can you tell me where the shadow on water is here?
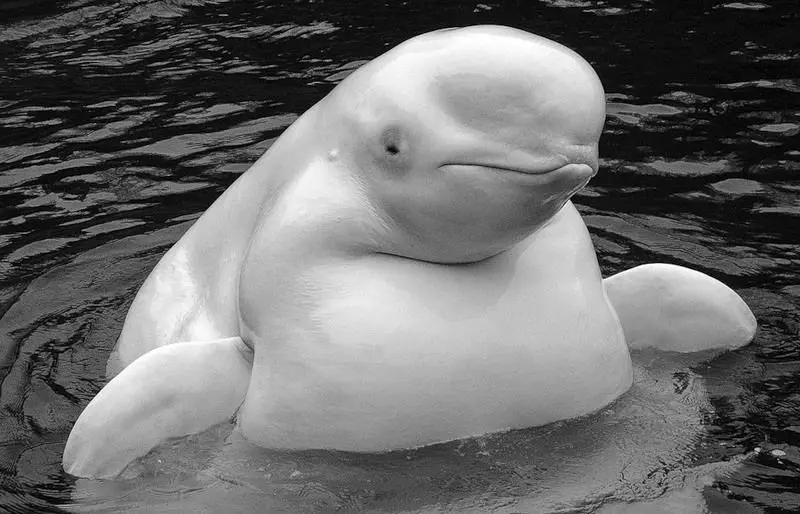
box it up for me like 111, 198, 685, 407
0, 0, 798, 512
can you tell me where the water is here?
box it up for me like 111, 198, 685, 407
0, 0, 798, 512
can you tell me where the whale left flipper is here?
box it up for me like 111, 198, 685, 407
63, 337, 252, 479
604, 263, 757, 353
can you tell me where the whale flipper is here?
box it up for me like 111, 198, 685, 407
63, 337, 252, 478
604, 263, 757, 353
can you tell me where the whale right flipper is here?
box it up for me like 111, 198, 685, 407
63, 336, 252, 479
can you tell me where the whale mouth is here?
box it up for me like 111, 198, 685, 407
438, 144, 599, 179
447, 164, 553, 175
439, 162, 596, 181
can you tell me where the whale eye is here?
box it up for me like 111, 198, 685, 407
373, 125, 412, 174
380, 126, 405, 158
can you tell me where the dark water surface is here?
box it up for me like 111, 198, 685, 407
1, 0, 798, 512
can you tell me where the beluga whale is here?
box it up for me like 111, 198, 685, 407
62, 25, 757, 479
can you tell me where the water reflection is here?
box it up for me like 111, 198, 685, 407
1, 0, 798, 512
